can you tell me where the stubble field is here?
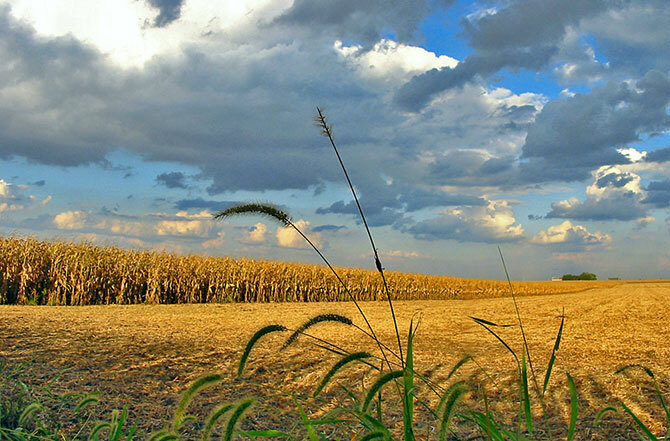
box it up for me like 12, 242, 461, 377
1, 281, 669, 440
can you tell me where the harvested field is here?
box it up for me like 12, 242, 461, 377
1, 281, 669, 440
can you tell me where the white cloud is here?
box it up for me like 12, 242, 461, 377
276, 219, 320, 248
335, 39, 458, 84
5, 0, 293, 68
617, 147, 647, 163
53, 210, 87, 230
381, 250, 422, 259
155, 219, 211, 237
244, 222, 268, 242
532, 220, 611, 247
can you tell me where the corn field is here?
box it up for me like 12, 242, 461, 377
0, 236, 621, 305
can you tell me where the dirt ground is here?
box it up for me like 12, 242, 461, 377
1, 281, 669, 440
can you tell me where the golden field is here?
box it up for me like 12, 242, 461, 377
0, 236, 624, 305
1, 281, 669, 440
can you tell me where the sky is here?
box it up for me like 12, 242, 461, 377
0, 0, 669, 280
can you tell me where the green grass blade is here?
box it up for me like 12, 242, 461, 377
201, 403, 234, 441
224, 398, 255, 441
593, 406, 617, 426
403, 320, 415, 441
282, 314, 353, 350
173, 373, 224, 431
470, 317, 514, 328
293, 396, 321, 441
361, 371, 404, 413
522, 350, 533, 435
238, 325, 287, 377
621, 403, 659, 441
470, 317, 520, 366
543, 310, 564, 395
314, 352, 373, 397
566, 373, 578, 441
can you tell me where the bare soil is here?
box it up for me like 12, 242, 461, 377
1, 281, 669, 440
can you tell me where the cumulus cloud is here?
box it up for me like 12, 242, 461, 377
155, 219, 211, 237
532, 220, 611, 251
335, 39, 457, 85
53, 210, 87, 230
276, 219, 321, 248
546, 166, 649, 221
244, 222, 268, 243
407, 200, 525, 243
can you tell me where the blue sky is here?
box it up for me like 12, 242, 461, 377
1, 0, 669, 280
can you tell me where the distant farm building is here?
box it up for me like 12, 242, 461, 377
551, 277, 563, 281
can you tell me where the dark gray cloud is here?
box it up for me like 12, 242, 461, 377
395, 45, 557, 111
156, 171, 187, 189
394, 0, 613, 110
646, 147, 670, 163
272, 0, 453, 46
580, 0, 670, 76
317, 173, 486, 228
643, 180, 670, 208
520, 71, 670, 182
312, 224, 346, 233
428, 150, 519, 187
0, 8, 118, 165
31, 180, 45, 187
145, 0, 184, 27
546, 194, 647, 221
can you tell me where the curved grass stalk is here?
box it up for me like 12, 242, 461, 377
172, 373, 224, 431
238, 325, 287, 377
224, 398, 255, 441
313, 352, 374, 397
282, 314, 353, 350
201, 403, 234, 441
214, 203, 399, 378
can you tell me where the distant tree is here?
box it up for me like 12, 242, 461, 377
562, 272, 597, 280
